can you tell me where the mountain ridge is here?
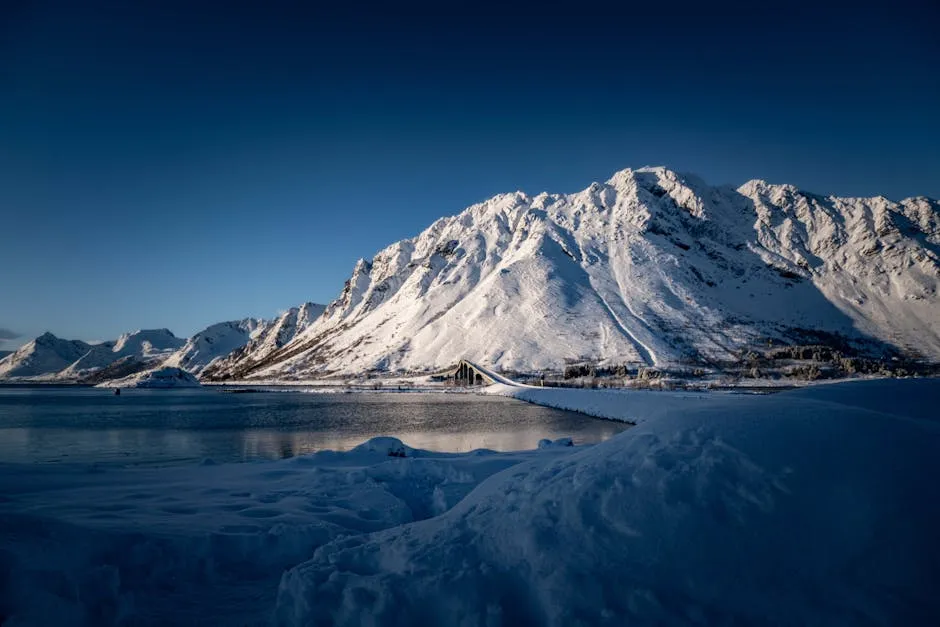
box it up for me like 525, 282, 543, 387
200, 303, 326, 380
4, 167, 938, 383
0, 311, 325, 383
203, 166, 939, 380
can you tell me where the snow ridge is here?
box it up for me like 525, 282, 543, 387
57, 329, 186, 380
162, 318, 265, 376
200, 303, 326, 379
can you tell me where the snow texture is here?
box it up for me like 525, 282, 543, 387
0, 330, 186, 382
276, 379, 940, 626
94, 366, 201, 388
200, 303, 326, 380
0, 435, 569, 626
1, 379, 938, 626
58, 329, 185, 380
0, 309, 326, 384
161, 318, 266, 376
210, 167, 940, 380
0, 332, 94, 379
487, 382, 744, 424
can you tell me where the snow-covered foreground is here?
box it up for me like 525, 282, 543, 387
486, 382, 750, 424
2, 379, 939, 626
0, 438, 566, 626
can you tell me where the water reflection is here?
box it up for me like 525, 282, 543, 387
0, 388, 629, 466
237, 424, 627, 460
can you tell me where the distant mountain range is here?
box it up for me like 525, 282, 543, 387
0, 329, 181, 382
0, 304, 325, 383
2, 167, 938, 383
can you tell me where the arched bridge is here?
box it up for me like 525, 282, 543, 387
440, 360, 518, 386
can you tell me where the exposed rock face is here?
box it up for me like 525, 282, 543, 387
161, 319, 266, 376
200, 303, 326, 380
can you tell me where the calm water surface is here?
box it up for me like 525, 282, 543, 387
0, 386, 628, 465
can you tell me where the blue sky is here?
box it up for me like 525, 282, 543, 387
2, 0, 938, 349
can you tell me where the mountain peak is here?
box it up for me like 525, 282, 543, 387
0, 332, 92, 379
215, 168, 940, 378
7, 168, 940, 384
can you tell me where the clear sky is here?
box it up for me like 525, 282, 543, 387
2, 0, 938, 350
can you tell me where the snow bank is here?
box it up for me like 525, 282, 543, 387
94, 366, 201, 388
487, 381, 748, 424
0, 438, 571, 626
276, 379, 940, 626
2, 379, 938, 625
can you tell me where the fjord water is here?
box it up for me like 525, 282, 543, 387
0, 386, 627, 465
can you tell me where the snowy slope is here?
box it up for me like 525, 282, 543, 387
2, 379, 936, 625
200, 302, 325, 379
0, 311, 321, 384
276, 379, 940, 626
95, 365, 201, 388
0, 333, 93, 379
55, 328, 185, 381
161, 318, 265, 376
212, 167, 939, 380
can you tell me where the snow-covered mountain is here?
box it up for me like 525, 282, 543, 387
0, 333, 94, 379
201, 303, 325, 380
161, 318, 265, 376
95, 366, 201, 389
0, 312, 324, 384
56, 329, 185, 381
4, 167, 937, 384
203, 167, 939, 380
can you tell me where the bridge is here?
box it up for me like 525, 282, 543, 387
440, 359, 519, 386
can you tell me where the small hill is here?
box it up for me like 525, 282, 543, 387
95, 366, 201, 389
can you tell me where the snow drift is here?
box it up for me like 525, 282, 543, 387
276, 379, 940, 626
0, 379, 938, 625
